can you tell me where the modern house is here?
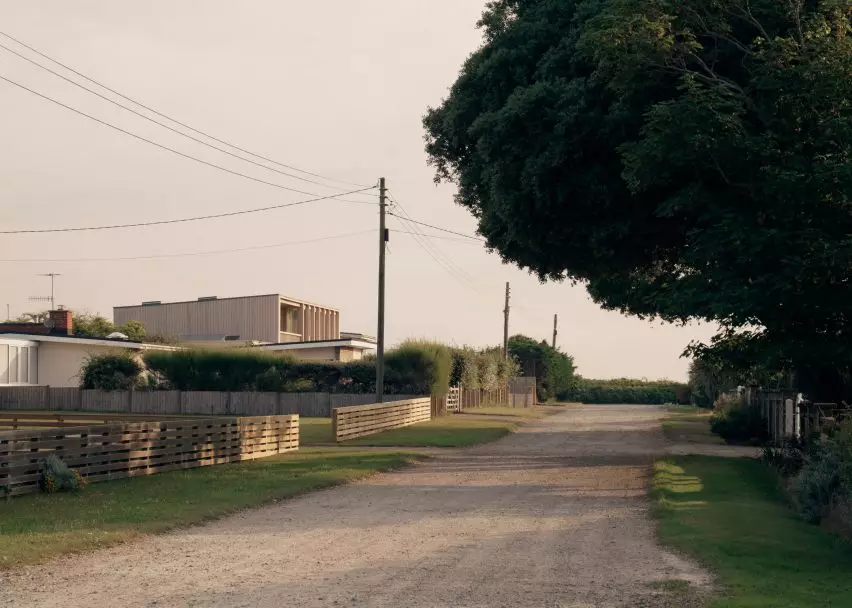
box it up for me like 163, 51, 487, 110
0, 310, 176, 387
114, 294, 376, 362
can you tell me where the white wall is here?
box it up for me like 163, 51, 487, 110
37, 342, 129, 387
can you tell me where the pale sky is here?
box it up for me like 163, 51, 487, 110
0, 0, 715, 381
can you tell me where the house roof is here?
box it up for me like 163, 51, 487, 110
114, 293, 339, 312
257, 338, 377, 351
0, 333, 177, 351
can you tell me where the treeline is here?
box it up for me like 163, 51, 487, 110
81, 340, 516, 395
560, 378, 690, 405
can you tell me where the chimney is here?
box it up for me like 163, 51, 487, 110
49, 308, 73, 336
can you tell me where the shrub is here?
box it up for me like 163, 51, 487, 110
384, 340, 453, 396
560, 378, 688, 404
80, 352, 143, 390
792, 443, 844, 524
41, 454, 85, 493
709, 396, 768, 445
509, 335, 576, 401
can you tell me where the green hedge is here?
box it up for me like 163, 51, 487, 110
82, 341, 454, 396
560, 378, 690, 404
508, 335, 576, 401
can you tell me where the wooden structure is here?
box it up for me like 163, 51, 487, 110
0, 415, 299, 498
333, 398, 431, 442
0, 411, 189, 430
0, 386, 421, 419
446, 387, 461, 413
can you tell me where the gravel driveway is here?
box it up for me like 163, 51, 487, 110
0, 405, 708, 608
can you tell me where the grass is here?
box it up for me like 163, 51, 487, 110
662, 407, 723, 445
653, 456, 852, 607
0, 448, 420, 569
299, 408, 548, 448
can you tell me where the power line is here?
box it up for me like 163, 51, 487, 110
0, 72, 378, 202
0, 186, 376, 234
394, 229, 481, 244
390, 199, 477, 285
0, 230, 374, 262
0, 30, 370, 190
386, 211, 485, 241
0, 41, 374, 195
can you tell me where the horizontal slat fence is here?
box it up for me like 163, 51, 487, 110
0, 415, 299, 497
0, 387, 422, 418
0, 411, 190, 430
333, 398, 431, 442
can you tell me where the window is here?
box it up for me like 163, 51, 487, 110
8, 346, 18, 383
0, 345, 7, 384
280, 305, 301, 334
28, 346, 38, 384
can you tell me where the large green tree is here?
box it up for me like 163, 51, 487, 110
425, 0, 852, 399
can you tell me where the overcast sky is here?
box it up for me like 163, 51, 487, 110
0, 0, 715, 380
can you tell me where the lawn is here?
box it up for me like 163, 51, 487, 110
662, 407, 723, 445
653, 456, 852, 607
299, 408, 549, 448
0, 448, 420, 569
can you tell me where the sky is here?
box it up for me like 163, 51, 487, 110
0, 0, 716, 381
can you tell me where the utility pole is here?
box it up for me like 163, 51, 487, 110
376, 177, 387, 403
503, 282, 511, 358
552, 314, 558, 349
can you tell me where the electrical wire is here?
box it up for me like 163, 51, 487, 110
0, 73, 378, 202
0, 187, 376, 234
389, 194, 479, 285
0, 41, 375, 195
0, 30, 370, 190
0, 230, 375, 262
393, 229, 481, 244
386, 211, 485, 241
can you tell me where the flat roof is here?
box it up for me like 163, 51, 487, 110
258, 338, 377, 351
0, 333, 178, 351
114, 293, 338, 312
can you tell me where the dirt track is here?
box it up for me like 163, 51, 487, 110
0, 405, 708, 607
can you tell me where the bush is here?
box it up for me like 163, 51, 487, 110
41, 454, 85, 493
80, 352, 143, 390
384, 340, 453, 396
709, 396, 768, 444
509, 335, 576, 401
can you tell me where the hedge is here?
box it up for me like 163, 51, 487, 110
560, 379, 690, 404
82, 341, 457, 396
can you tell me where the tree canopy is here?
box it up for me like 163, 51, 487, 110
508, 334, 576, 400
425, 0, 852, 398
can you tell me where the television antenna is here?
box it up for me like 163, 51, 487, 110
29, 273, 61, 310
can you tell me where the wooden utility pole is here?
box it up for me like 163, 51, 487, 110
376, 177, 387, 403
503, 282, 511, 358
552, 314, 558, 349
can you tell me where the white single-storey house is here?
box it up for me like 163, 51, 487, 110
0, 309, 176, 388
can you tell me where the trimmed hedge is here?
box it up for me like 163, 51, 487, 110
560, 378, 690, 404
83, 341, 455, 396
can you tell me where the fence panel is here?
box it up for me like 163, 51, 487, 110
81, 390, 131, 413
131, 391, 181, 415
333, 398, 431, 442
230, 392, 278, 416
0, 415, 299, 498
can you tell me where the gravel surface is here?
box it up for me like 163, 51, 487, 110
0, 405, 710, 608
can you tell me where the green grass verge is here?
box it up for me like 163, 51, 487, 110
300, 408, 549, 448
0, 448, 420, 570
345, 415, 518, 447
653, 456, 852, 607
662, 409, 723, 445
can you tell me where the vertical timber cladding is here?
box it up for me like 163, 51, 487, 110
332, 398, 432, 442
0, 415, 299, 498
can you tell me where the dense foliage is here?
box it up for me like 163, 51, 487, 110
709, 394, 769, 444
688, 357, 739, 408
450, 347, 518, 391
83, 342, 461, 396
80, 352, 144, 391
561, 377, 688, 404
508, 335, 575, 401
424, 0, 852, 401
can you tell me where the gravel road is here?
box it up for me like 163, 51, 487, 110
0, 405, 709, 608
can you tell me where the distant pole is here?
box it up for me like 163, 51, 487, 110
552, 314, 558, 349
503, 282, 511, 358
377, 177, 387, 403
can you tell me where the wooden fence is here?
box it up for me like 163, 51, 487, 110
0, 411, 191, 430
332, 398, 432, 442
0, 415, 299, 498
0, 387, 421, 418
